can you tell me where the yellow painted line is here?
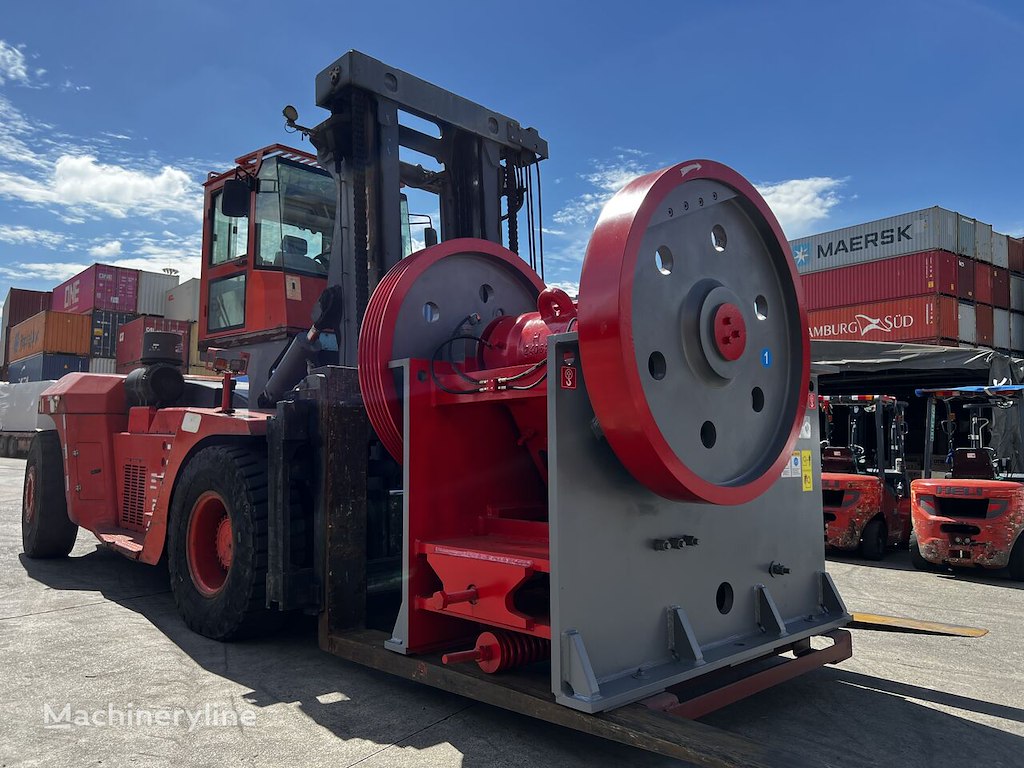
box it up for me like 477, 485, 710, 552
849, 612, 988, 637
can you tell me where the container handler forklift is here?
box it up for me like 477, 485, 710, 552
911, 386, 1024, 578
819, 395, 911, 560
21, 50, 881, 763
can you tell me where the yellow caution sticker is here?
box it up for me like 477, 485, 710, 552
801, 450, 813, 491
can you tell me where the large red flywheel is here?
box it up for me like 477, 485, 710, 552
577, 160, 810, 505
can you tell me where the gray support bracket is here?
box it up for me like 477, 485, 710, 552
561, 630, 601, 700
754, 585, 788, 638
818, 570, 849, 617
667, 606, 705, 665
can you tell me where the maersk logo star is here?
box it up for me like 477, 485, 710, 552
792, 243, 810, 265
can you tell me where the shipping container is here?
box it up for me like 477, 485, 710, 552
993, 233, 1009, 269
1012, 312, 1024, 352
958, 302, 976, 344
1009, 237, 1024, 274
974, 221, 993, 263
958, 216, 976, 259
8, 311, 92, 362
137, 271, 181, 315
88, 357, 118, 374
974, 261, 993, 305
115, 316, 190, 367
7, 353, 89, 382
89, 310, 137, 358
956, 257, 975, 300
790, 207, 959, 274
994, 308, 1011, 350
807, 296, 962, 343
993, 267, 1010, 309
164, 278, 201, 323
976, 304, 994, 347
52, 264, 139, 314
0, 288, 52, 368
798, 250, 960, 310
1012, 275, 1024, 312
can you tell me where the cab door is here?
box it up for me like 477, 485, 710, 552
201, 187, 251, 343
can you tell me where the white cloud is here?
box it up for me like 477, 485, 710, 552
59, 79, 90, 93
0, 225, 65, 249
0, 154, 201, 219
0, 262, 85, 282
553, 151, 654, 227
547, 280, 579, 298
755, 177, 845, 238
89, 239, 122, 258
0, 41, 29, 85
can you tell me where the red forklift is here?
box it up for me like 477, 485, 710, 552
819, 395, 912, 560
911, 386, 1024, 579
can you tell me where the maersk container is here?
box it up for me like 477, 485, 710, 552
1012, 312, 1024, 351
88, 357, 117, 374
994, 308, 1011, 350
958, 302, 977, 344
137, 271, 181, 316
958, 217, 976, 259
974, 261, 993, 305
1, 288, 52, 368
52, 264, 139, 314
8, 353, 89, 383
789, 207, 959, 274
806, 295, 959, 343
976, 304, 994, 346
164, 278, 201, 323
8, 311, 92, 362
89, 310, 137, 358
974, 221, 993, 264
1012, 275, 1024, 312
798, 250, 960, 310
992, 232, 1009, 269
993, 267, 1010, 309
1009, 237, 1024, 274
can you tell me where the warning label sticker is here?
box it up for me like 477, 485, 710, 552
560, 365, 577, 390
781, 451, 801, 478
799, 413, 812, 440
801, 450, 813, 491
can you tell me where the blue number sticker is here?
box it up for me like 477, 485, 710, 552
761, 348, 772, 368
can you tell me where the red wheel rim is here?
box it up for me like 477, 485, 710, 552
186, 491, 232, 597
577, 160, 810, 505
358, 238, 546, 462
23, 465, 37, 525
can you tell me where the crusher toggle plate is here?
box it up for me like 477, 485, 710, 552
358, 159, 850, 714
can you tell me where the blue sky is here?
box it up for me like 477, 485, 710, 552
1, 0, 1022, 297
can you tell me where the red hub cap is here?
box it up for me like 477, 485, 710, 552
23, 466, 37, 525
712, 303, 746, 361
187, 492, 232, 597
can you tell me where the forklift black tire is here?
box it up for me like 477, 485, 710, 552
859, 519, 886, 561
168, 444, 278, 640
909, 532, 941, 572
1009, 536, 1024, 581
22, 431, 78, 558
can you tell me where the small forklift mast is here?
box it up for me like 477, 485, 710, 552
820, 395, 908, 483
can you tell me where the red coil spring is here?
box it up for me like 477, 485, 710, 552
442, 630, 550, 674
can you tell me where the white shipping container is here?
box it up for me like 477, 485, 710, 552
1012, 312, 1024, 352
957, 217, 976, 259
1011, 275, 1024, 312
88, 357, 117, 374
790, 207, 959, 274
975, 221, 993, 264
0, 380, 56, 431
164, 278, 201, 323
994, 308, 1010, 349
137, 271, 181, 315
958, 301, 976, 344
992, 232, 1009, 269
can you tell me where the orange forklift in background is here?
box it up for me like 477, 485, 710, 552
819, 395, 911, 560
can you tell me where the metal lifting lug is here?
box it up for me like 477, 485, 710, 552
769, 561, 791, 577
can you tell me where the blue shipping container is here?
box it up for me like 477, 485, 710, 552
8, 353, 89, 383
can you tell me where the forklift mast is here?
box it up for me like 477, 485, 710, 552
820, 395, 906, 474
307, 51, 549, 366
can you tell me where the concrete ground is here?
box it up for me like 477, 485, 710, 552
1, 454, 1022, 768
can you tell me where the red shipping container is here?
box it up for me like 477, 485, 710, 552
799, 250, 960, 311
1009, 237, 1024, 274
976, 303, 994, 346
993, 266, 1010, 309
956, 256, 975, 300
974, 261, 993, 305
52, 264, 139, 314
115, 316, 190, 367
807, 296, 959, 343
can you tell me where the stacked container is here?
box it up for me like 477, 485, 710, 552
164, 278, 201, 323
1, 288, 52, 372
137, 271, 180, 315
6, 311, 91, 382
115, 316, 191, 373
52, 264, 139, 314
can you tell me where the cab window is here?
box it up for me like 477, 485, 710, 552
210, 190, 249, 266
208, 274, 246, 332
